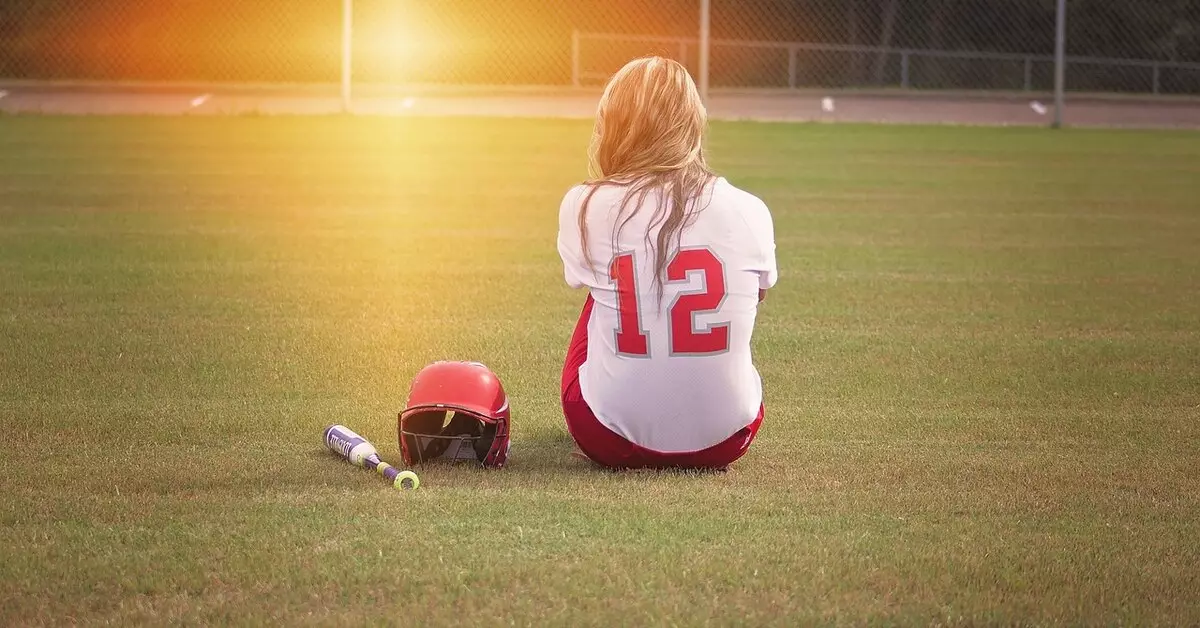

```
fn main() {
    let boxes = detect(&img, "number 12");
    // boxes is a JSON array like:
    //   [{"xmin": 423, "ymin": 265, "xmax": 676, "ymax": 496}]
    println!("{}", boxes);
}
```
[{"xmin": 609, "ymin": 248, "xmax": 730, "ymax": 357}]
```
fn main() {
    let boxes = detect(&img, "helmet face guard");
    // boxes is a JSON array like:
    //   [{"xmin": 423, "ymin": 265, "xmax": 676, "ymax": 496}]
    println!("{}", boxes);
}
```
[
  {"xmin": 398, "ymin": 361, "xmax": 511, "ymax": 468},
  {"xmin": 399, "ymin": 408, "xmax": 508, "ymax": 466}
]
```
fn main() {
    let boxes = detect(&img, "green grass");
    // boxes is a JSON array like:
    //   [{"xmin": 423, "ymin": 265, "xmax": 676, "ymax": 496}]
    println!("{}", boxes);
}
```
[{"xmin": 1, "ymin": 115, "xmax": 1198, "ymax": 625}]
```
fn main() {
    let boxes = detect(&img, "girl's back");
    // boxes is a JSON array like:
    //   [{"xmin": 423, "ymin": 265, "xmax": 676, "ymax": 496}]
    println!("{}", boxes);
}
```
[{"xmin": 558, "ymin": 177, "xmax": 777, "ymax": 453}]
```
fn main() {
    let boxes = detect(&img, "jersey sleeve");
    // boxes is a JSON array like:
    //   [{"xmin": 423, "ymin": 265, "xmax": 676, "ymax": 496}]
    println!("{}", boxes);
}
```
[
  {"xmin": 557, "ymin": 186, "xmax": 588, "ymax": 289},
  {"xmin": 742, "ymin": 198, "xmax": 779, "ymax": 290}
]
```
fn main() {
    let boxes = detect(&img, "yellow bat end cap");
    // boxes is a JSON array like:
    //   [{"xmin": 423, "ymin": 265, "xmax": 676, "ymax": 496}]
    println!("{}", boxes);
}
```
[{"xmin": 394, "ymin": 470, "xmax": 420, "ymax": 490}]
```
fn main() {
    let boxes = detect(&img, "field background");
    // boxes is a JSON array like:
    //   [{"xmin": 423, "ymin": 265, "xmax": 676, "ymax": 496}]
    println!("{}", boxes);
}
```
[
  {"xmin": 1, "ymin": 116, "xmax": 1198, "ymax": 625},
  {"xmin": 4, "ymin": 86, "xmax": 1200, "ymax": 129}
]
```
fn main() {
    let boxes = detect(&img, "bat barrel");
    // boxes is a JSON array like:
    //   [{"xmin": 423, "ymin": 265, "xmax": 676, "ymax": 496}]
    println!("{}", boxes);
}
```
[{"xmin": 324, "ymin": 424, "xmax": 378, "ymax": 466}]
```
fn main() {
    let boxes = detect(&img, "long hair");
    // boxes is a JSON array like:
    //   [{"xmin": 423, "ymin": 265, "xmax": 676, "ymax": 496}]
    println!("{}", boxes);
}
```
[{"xmin": 578, "ymin": 56, "xmax": 716, "ymax": 302}]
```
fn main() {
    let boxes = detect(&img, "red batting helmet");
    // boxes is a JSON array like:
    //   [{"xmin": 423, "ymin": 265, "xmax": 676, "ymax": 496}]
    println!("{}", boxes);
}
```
[{"xmin": 398, "ymin": 361, "xmax": 511, "ymax": 468}]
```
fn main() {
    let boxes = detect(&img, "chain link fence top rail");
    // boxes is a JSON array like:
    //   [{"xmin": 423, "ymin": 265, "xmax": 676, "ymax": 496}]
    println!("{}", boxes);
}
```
[{"xmin": 2, "ymin": 0, "xmax": 1198, "ymax": 95}]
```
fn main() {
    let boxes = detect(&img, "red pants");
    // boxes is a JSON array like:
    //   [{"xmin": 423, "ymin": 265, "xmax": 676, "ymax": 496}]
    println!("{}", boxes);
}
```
[{"xmin": 561, "ymin": 295, "xmax": 764, "ymax": 470}]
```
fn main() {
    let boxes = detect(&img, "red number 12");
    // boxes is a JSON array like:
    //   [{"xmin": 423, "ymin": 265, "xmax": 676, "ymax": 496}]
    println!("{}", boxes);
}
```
[{"xmin": 609, "ymin": 248, "xmax": 729, "ymax": 357}]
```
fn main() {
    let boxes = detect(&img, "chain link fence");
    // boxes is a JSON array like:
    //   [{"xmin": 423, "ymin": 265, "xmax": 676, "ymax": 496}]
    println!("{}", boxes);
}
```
[
  {"xmin": 1, "ymin": 1, "xmax": 1198, "ymax": 97},
  {"xmin": 576, "ymin": 0, "xmax": 1200, "ymax": 95}
]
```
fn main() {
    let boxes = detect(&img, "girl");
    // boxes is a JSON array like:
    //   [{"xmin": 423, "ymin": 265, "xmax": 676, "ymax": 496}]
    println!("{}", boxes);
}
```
[{"xmin": 558, "ymin": 56, "xmax": 778, "ymax": 470}]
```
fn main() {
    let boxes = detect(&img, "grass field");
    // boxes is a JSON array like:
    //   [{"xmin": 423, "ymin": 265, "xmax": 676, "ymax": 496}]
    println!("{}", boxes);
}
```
[{"xmin": 1, "ymin": 115, "xmax": 1198, "ymax": 625}]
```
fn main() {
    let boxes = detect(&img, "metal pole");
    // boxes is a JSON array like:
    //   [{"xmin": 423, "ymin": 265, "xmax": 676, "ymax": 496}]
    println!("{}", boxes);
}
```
[
  {"xmin": 1023, "ymin": 57, "xmax": 1033, "ymax": 91},
  {"xmin": 900, "ymin": 52, "xmax": 910, "ymax": 88},
  {"xmin": 787, "ymin": 45, "xmax": 797, "ymax": 89},
  {"xmin": 571, "ymin": 30, "xmax": 581, "ymax": 88},
  {"xmin": 1152, "ymin": 62, "xmax": 1160, "ymax": 95},
  {"xmin": 699, "ymin": 0, "xmax": 710, "ymax": 102},
  {"xmin": 341, "ymin": 0, "xmax": 352, "ymax": 113},
  {"xmin": 1052, "ymin": 0, "xmax": 1066, "ymax": 128}
]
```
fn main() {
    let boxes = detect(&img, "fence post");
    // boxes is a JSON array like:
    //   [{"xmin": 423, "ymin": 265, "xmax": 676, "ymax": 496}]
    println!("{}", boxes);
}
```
[
  {"xmin": 679, "ymin": 40, "xmax": 688, "ymax": 66},
  {"xmin": 1152, "ymin": 62, "xmax": 1160, "ymax": 95},
  {"xmin": 787, "ymin": 45, "xmax": 796, "ymax": 88},
  {"xmin": 699, "ymin": 0, "xmax": 711, "ymax": 102},
  {"xmin": 341, "ymin": 0, "xmax": 352, "ymax": 113},
  {"xmin": 1023, "ymin": 57, "xmax": 1033, "ymax": 91},
  {"xmin": 900, "ymin": 51, "xmax": 910, "ymax": 88},
  {"xmin": 1052, "ymin": 0, "xmax": 1066, "ymax": 128},
  {"xmin": 571, "ymin": 30, "xmax": 581, "ymax": 88}
]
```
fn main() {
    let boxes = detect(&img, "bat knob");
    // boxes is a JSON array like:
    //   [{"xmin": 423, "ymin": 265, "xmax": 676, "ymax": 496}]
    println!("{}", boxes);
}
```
[
  {"xmin": 376, "ymin": 462, "xmax": 419, "ymax": 489},
  {"xmin": 393, "ymin": 470, "xmax": 420, "ymax": 490}
]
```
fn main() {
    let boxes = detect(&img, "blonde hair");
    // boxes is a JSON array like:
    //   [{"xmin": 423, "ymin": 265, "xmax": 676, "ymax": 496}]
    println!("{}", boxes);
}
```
[{"xmin": 578, "ymin": 56, "xmax": 716, "ymax": 301}]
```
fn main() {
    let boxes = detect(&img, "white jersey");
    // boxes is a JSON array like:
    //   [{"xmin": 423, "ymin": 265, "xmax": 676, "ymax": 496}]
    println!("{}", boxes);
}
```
[{"xmin": 557, "ymin": 177, "xmax": 778, "ymax": 453}]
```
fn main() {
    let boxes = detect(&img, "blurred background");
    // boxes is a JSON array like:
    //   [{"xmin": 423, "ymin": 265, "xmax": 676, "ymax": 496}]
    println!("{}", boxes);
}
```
[{"xmin": 1, "ymin": 0, "xmax": 1198, "ymax": 125}]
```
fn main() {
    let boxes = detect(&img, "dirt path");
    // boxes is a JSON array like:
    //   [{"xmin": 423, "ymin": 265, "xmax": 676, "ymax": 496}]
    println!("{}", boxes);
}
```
[{"xmin": 2, "ymin": 84, "xmax": 1197, "ymax": 128}]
